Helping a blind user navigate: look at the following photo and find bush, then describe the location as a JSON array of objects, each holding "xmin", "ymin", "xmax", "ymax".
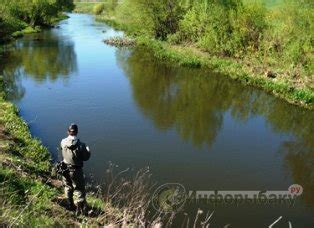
[
  {"xmin": 93, "ymin": 3, "xmax": 105, "ymax": 15},
  {"xmin": 116, "ymin": 0, "xmax": 184, "ymax": 39},
  {"xmin": 261, "ymin": 1, "xmax": 313, "ymax": 71},
  {"xmin": 230, "ymin": 3, "xmax": 267, "ymax": 55},
  {"xmin": 115, "ymin": 0, "xmax": 150, "ymax": 35},
  {"xmin": 176, "ymin": 1, "xmax": 267, "ymax": 57}
]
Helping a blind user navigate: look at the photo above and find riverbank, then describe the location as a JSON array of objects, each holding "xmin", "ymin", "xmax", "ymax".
[
  {"xmin": 10, "ymin": 14, "xmax": 69, "ymax": 39},
  {"xmin": 0, "ymin": 76, "xmax": 151, "ymax": 226},
  {"xmin": 134, "ymin": 37, "xmax": 314, "ymax": 109},
  {"xmin": 0, "ymin": 76, "xmax": 107, "ymax": 225},
  {"xmin": 75, "ymin": 2, "xmax": 313, "ymax": 110},
  {"xmin": 0, "ymin": 78, "xmax": 159, "ymax": 226}
]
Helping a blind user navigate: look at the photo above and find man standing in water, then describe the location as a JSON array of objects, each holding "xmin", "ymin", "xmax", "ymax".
[{"xmin": 61, "ymin": 124, "xmax": 91, "ymax": 213}]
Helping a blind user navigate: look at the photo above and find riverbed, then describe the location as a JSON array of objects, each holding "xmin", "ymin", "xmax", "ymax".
[{"xmin": 1, "ymin": 14, "xmax": 313, "ymax": 227}]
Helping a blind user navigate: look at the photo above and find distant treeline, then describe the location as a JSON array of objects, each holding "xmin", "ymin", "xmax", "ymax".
[{"xmin": 0, "ymin": 0, "xmax": 74, "ymax": 43}]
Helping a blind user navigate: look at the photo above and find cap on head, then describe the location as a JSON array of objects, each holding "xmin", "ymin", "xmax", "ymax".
[{"xmin": 68, "ymin": 123, "xmax": 78, "ymax": 135}]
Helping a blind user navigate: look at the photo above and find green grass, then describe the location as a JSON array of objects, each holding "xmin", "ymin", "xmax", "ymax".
[
  {"xmin": 0, "ymin": 165, "xmax": 62, "ymax": 226},
  {"xmin": 10, "ymin": 13, "xmax": 68, "ymax": 39},
  {"xmin": 12, "ymin": 26, "xmax": 42, "ymax": 38}
]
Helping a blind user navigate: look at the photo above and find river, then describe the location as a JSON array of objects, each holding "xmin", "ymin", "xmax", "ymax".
[{"xmin": 1, "ymin": 14, "xmax": 313, "ymax": 227}]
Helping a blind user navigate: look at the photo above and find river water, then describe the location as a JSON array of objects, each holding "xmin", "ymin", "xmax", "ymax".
[{"xmin": 1, "ymin": 14, "xmax": 313, "ymax": 227}]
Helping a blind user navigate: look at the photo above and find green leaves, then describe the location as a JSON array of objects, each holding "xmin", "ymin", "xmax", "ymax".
[
  {"xmin": 116, "ymin": 0, "xmax": 184, "ymax": 40},
  {"xmin": 0, "ymin": 0, "xmax": 74, "ymax": 43}
]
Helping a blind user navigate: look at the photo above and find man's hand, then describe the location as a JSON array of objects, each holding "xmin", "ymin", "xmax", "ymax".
[{"xmin": 86, "ymin": 146, "xmax": 90, "ymax": 152}]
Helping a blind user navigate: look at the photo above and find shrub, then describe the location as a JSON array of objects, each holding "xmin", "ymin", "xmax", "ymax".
[
  {"xmin": 261, "ymin": 1, "xmax": 313, "ymax": 72},
  {"xmin": 116, "ymin": 0, "xmax": 184, "ymax": 39},
  {"xmin": 229, "ymin": 3, "xmax": 267, "ymax": 56},
  {"xmin": 115, "ymin": 0, "xmax": 151, "ymax": 35},
  {"xmin": 177, "ymin": 3, "xmax": 209, "ymax": 43},
  {"xmin": 176, "ymin": 1, "xmax": 267, "ymax": 57},
  {"xmin": 93, "ymin": 3, "xmax": 105, "ymax": 15}
]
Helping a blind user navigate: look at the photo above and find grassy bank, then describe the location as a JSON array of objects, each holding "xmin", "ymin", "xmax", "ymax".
[
  {"xmin": 75, "ymin": 1, "xmax": 313, "ymax": 109},
  {"xmin": 10, "ymin": 14, "xmax": 70, "ymax": 39}
]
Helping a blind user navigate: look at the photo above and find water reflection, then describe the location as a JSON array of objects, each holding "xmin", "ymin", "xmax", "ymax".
[
  {"xmin": 256, "ymin": 96, "xmax": 314, "ymax": 208},
  {"xmin": 0, "ymin": 32, "xmax": 77, "ymax": 100},
  {"xmin": 117, "ymin": 47, "xmax": 263, "ymax": 147},
  {"xmin": 280, "ymin": 140, "xmax": 314, "ymax": 208},
  {"xmin": 117, "ymin": 47, "xmax": 314, "ymax": 206}
]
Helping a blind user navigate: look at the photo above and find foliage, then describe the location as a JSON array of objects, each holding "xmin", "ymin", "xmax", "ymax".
[
  {"xmin": 116, "ymin": 0, "xmax": 184, "ymax": 39},
  {"xmin": 175, "ymin": 1, "xmax": 267, "ymax": 57},
  {"xmin": 93, "ymin": 3, "xmax": 105, "ymax": 15},
  {"xmin": 0, "ymin": 0, "xmax": 74, "ymax": 43},
  {"xmin": 114, "ymin": 0, "xmax": 313, "ymax": 71},
  {"xmin": 75, "ymin": 1, "xmax": 118, "ymax": 14},
  {"xmin": 261, "ymin": 1, "xmax": 313, "ymax": 71},
  {"xmin": 73, "ymin": 2, "xmax": 96, "ymax": 13}
]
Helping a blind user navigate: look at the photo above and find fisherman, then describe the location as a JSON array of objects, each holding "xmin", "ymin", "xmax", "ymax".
[{"xmin": 61, "ymin": 124, "xmax": 91, "ymax": 213}]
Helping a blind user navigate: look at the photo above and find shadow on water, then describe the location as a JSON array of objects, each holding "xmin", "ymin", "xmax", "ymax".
[{"xmin": 116, "ymin": 47, "xmax": 314, "ymax": 208}]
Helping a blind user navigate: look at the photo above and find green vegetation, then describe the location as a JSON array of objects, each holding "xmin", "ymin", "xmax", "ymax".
[
  {"xmin": 74, "ymin": 1, "xmax": 118, "ymax": 14},
  {"xmin": 0, "ymin": 0, "xmax": 74, "ymax": 43},
  {"xmin": 0, "ymin": 76, "xmax": 61, "ymax": 225},
  {"xmin": 93, "ymin": 3, "xmax": 105, "ymax": 15},
  {"xmin": 73, "ymin": 2, "xmax": 96, "ymax": 13},
  {"xmin": 75, "ymin": 0, "xmax": 313, "ymax": 108}
]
